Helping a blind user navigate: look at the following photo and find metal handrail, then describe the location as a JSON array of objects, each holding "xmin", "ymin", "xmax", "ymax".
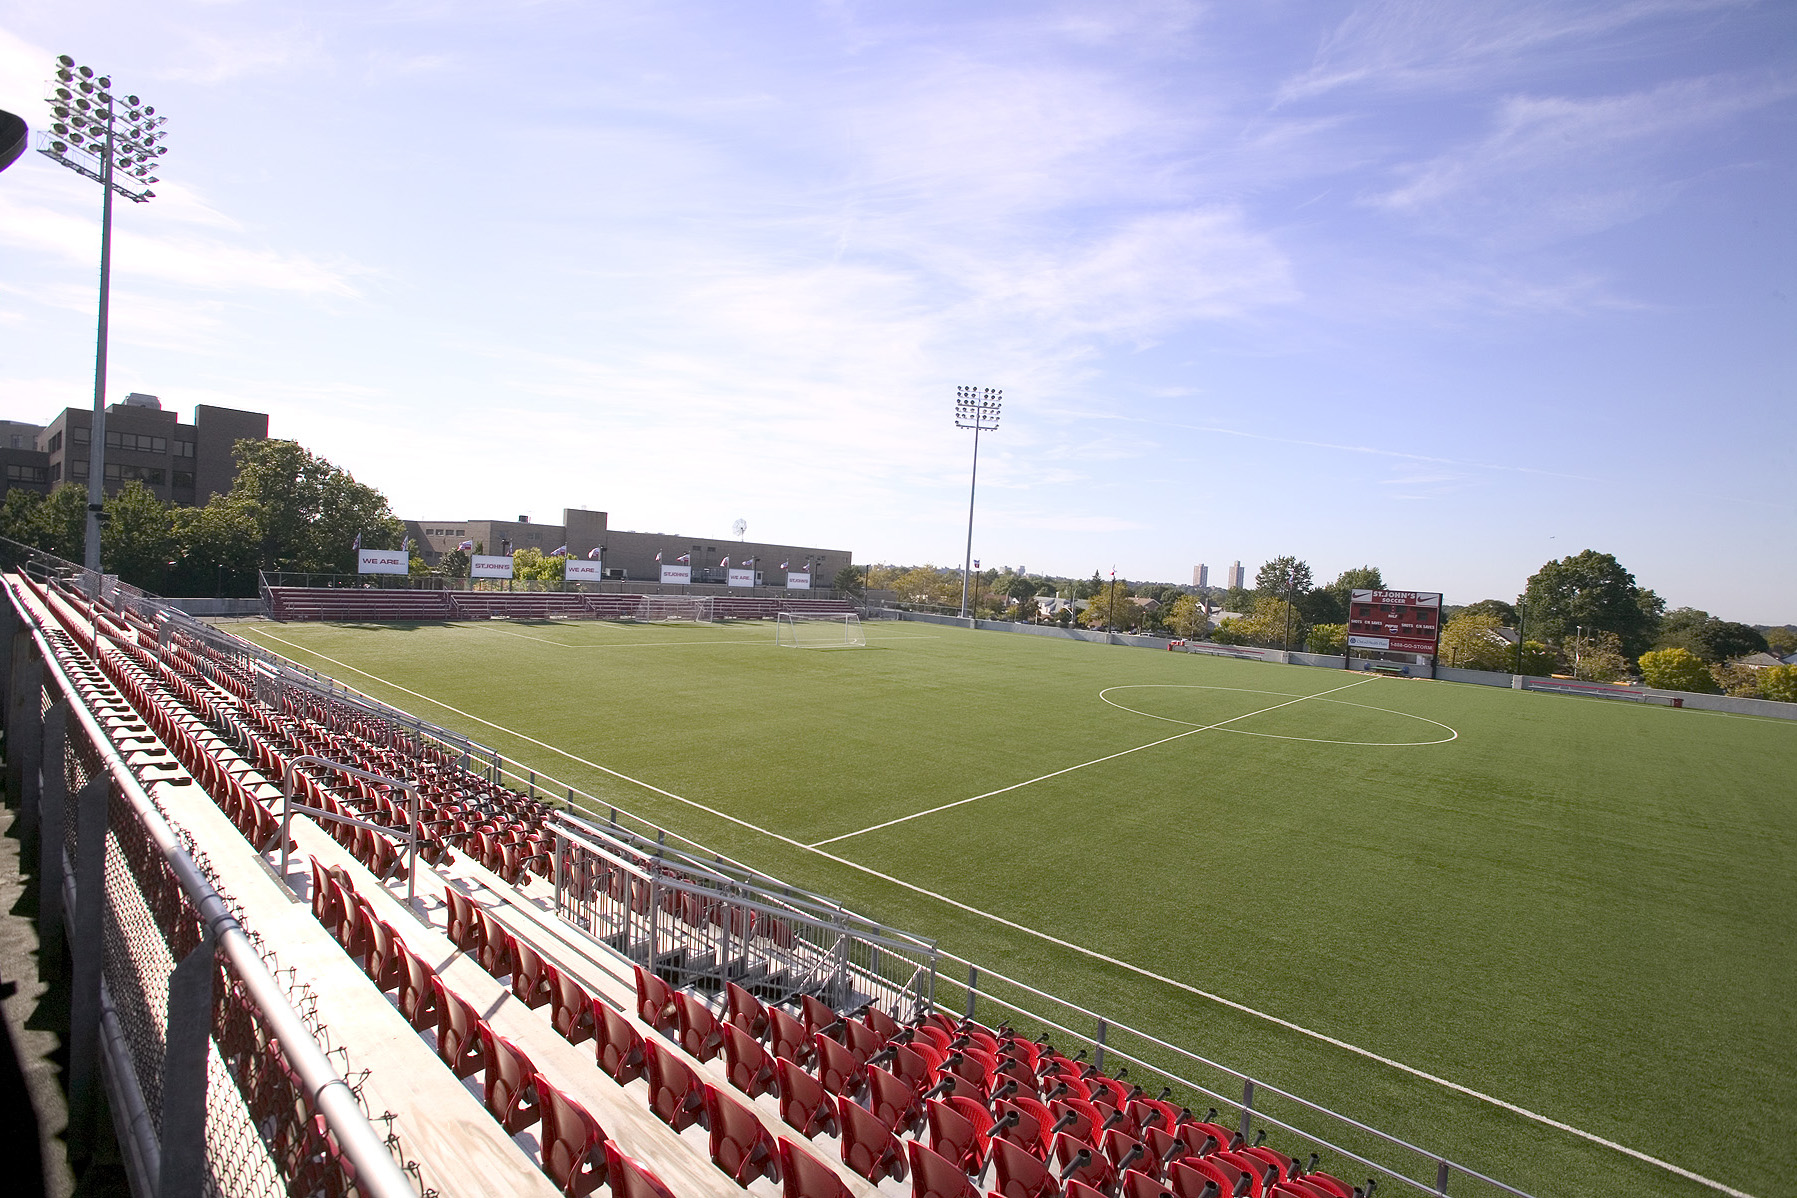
[
  {"xmin": 281, "ymin": 755, "xmax": 422, "ymax": 902},
  {"xmin": 24, "ymin": 615, "xmax": 417, "ymax": 1198}
]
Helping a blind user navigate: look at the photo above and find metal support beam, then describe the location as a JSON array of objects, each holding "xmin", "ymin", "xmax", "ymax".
[
  {"xmin": 1094, "ymin": 1018, "xmax": 1107, "ymax": 1073},
  {"xmin": 965, "ymin": 964, "xmax": 979, "ymax": 1020},
  {"xmin": 159, "ymin": 933, "xmax": 217, "ymax": 1198},
  {"xmin": 1240, "ymin": 1079, "xmax": 1256, "ymax": 1140}
]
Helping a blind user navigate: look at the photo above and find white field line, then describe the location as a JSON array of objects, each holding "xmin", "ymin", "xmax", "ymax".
[
  {"xmin": 1097, "ymin": 684, "xmax": 1460, "ymax": 748},
  {"xmin": 809, "ymin": 675, "xmax": 1378, "ymax": 846},
  {"xmin": 239, "ymin": 626, "xmax": 1760, "ymax": 1198}
]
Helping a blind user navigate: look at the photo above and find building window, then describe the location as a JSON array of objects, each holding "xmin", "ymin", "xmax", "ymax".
[
  {"xmin": 9, "ymin": 436, "xmax": 21, "ymax": 449},
  {"xmin": 105, "ymin": 431, "xmax": 169, "ymax": 453},
  {"xmin": 49, "ymin": 464, "xmax": 61, "ymax": 482},
  {"xmin": 173, "ymin": 440, "xmax": 195, "ymax": 458},
  {"xmin": 71, "ymin": 461, "xmax": 88, "ymax": 481},
  {"xmin": 47, "ymin": 432, "xmax": 63, "ymax": 453},
  {"xmin": 173, "ymin": 470, "xmax": 195, "ymax": 489},
  {"xmin": 72, "ymin": 426, "xmax": 89, "ymax": 444},
  {"xmin": 6, "ymin": 464, "xmax": 48, "ymax": 483},
  {"xmin": 103, "ymin": 463, "xmax": 166, "ymax": 485}
]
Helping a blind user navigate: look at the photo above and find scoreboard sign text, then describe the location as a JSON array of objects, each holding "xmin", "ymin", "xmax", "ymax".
[{"xmin": 1347, "ymin": 589, "xmax": 1444, "ymax": 655}]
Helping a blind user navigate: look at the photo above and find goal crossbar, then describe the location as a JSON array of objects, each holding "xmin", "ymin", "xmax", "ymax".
[{"xmin": 636, "ymin": 595, "xmax": 714, "ymax": 623}]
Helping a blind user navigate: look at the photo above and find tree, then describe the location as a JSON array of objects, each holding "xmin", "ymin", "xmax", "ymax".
[
  {"xmin": 1520, "ymin": 550, "xmax": 1664, "ymax": 659},
  {"xmin": 1763, "ymin": 628, "xmax": 1796, "ymax": 657},
  {"xmin": 833, "ymin": 565, "xmax": 864, "ymax": 596},
  {"xmin": 437, "ymin": 547, "xmax": 471, "ymax": 579},
  {"xmin": 217, "ymin": 439, "xmax": 402, "ymax": 575},
  {"xmin": 26, "ymin": 484, "xmax": 89, "ymax": 563},
  {"xmin": 1654, "ymin": 608, "xmax": 1769, "ymax": 663},
  {"xmin": 1514, "ymin": 640, "xmax": 1556, "ymax": 675},
  {"xmin": 1460, "ymin": 598, "xmax": 1518, "ymax": 626},
  {"xmin": 1081, "ymin": 579, "xmax": 1134, "ymax": 630},
  {"xmin": 1255, "ymin": 556, "xmax": 1313, "ymax": 598},
  {"xmin": 1437, "ymin": 612, "xmax": 1513, "ymax": 671},
  {"xmin": 1322, "ymin": 566, "xmax": 1383, "ymax": 615},
  {"xmin": 1709, "ymin": 662, "xmax": 1762, "ymax": 698},
  {"xmin": 1638, "ymin": 647, "xmax": 1719, "ymax": 693},
  {"xmin": 1167, "ymin": 595, "xmax": 1211, "ymax": 640},
  {"xmin": 1760, "ymin": 665, "xmax": 1797, "ymax": 702},
  {"xmin": 1306, "ymin": 623, "xmax": 1346, "ymax": 654},
  {"xmin": 1074, "ymin": 571, "xmax": 1104, "ymax": 601},
  {"xmin": 168, "ymin": 501, "xmax": 260, "ymax": 596},
  {"xmin": 1567, "ymin": 629, "xmax": 1628, "ymax": 682},
  {"xmin": 101, "ymin": 481, "xmax": 175, "ymax": 591},
  {"xmin": 1214, "ymin": 597, "xmax": 1298, "ymax": 648},
  {"xmin": 0, "ymin": 487, "xmax": 44, "ymax": 545}
]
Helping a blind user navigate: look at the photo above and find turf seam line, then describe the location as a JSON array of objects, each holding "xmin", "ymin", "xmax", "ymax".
[
  {"xmin": 239, "ymin": 626, "xmax": 1762, "ymax": 1198},
  {"xmin": 809, "ymin": 675, "xmax": 1379, "ymax": 846}
]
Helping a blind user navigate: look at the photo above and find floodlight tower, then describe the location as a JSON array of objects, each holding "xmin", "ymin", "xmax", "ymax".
[
  {"xmin": 955, "ymin": 385, "xmax": 1002, "ymax": 619},
  {"xmin": 39, "ymin": 55, "xmax": 169, "ymax": 573}
]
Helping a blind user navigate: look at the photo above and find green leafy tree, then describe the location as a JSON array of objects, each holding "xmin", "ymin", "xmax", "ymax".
[
  {"xmin": 1074, "ymin": 570, "xmax": 1104, "ymax": 601},
  {"xmin": 219, "ymin": 439, "xmax": 402, "ymax": 575},
  {"xmin": 168, "ymin": 502, "xmax": 260, "ymax": 597},
  {"xmin": 833, "ymin": 565, "xmax": 864, "ymax": 595},
  {"xmin": 1081, "ymin": 579, "xmax": 1134, "ymax": 630},
  {"xmin": 1255, "ymin": 556, "xmax": 1313, "ymax": 599},
  {"xmin": 1694, "ymin": 621, "xmax": 1768, "ymax": 663},
  {"xmin": 1323, "ymin": 566, "xmax": 1383, "ymax": 615},
  {"xmin": 409, "ymin": 556, "xmax": 432, "ymax": 576},
  {"xmin": 1759, "ymin": 665, "xmax": 1797, "ymax": 702},
  {"xmin": 1438, "ymin": 612, "xmax": 1514, "ymax": 671},
  {"xmin": 25, "ymin": 484, "xmax": 90, "ymax": 562},
  {"xmin": 437, "ymin": 547, "xmax": 470, "ymax": 579},
  {"xmin": 1214, "ymin": 596, "xmax": 1299, "ymax": 648},
  {"xmin": 1520, "ymin": 550, "xmax": 1665, "ymax": 659},
  {"xmin": 1638, "ymin": 647, "xmax": 1719, "ymax": 694},
  {"xmin": 1306, "ymin": 623, "xmax": 1346, "ymax": 654},
  {"xmin": 1168, "ymin": 595, "xmax": 1211, "ymax": 639},
  {"xmin": 511, "ymin": 546, "xmax": 565, "ymax": 583},
  {"xmin": 1514, "ymin": 640, "xmax": 1556, "ymax": 675},
  {"xmin": 1567, "ymin": 629, "xmax": 1629, "ymax": 682},
  {"xmin": 1220, "ymin": 585, "xmax": 1254, "ymax": 614},
  {"xmin": 1762, "ymin": 628, "xmax": 1795, "ymax": 657},
  {"xmin": 0, "ymin": 487, "xmax": 44, "ymax": 545},
  {"xmin": 1709, "ymin": 662, "xmax": 1762, "ymax": 698},
  {"xmin": 101, "ymin": 481, "xmax": 175, "ymax": 591},
  {"xmin": 1460, "ymin": 598, "xmax": 1518, "ymax": 625}
]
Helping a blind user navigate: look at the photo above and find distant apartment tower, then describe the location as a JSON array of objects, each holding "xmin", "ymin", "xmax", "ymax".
[
  {"xmin": 1227, "ymin": 561, "xmax": 1245, "ymax": 589},
  {"xmin": 1192, "ymin": 563, "xmax": 1209, "ymax": 588}
]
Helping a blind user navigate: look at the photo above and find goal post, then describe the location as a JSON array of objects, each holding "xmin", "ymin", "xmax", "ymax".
[
  {"xmin": 775, "ymin": 611, "xmax": 865, "ymax": 648},
  {"xmin": 635, "ymin": 595, "xmax": 714, "ymax": 623}
]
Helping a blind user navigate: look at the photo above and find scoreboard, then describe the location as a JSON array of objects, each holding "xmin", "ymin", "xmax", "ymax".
[{"xmin": 1347, "ymin": 589, "xmax": 1444, "ymax": 656}]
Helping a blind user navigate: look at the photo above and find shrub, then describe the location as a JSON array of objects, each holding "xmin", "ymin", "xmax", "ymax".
[
  {"xmin": 1758, "ymin": 664, "xmax": 1797, "ymax": 703},
  {"xmin": 1638, "ymin": 647, "xmax": 1720, "ymax": 694}
]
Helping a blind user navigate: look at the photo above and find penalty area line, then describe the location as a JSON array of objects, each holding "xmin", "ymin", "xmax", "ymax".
[
  {"xmin": 808, "ymin": 674, "xmax": 1377, "ymax": 847},
  {"xmin": 237, "ymin": 626, "xmax": 1758, "ymax": 1198}
]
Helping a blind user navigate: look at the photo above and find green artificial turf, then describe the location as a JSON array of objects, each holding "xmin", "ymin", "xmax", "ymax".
[{"xmin": 235, "ymin": 616, "xmax": 1796, "ymax": 1198}]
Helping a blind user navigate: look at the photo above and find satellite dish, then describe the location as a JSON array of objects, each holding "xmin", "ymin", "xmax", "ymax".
[{"xmin": 732, "ymin": 518, "xmax": 747, "ymax": 541}]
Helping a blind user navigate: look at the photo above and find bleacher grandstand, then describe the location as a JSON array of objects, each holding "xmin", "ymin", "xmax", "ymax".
[
  {"xmin": 265, "ymin": 586, "xmax": 858, "ymax": 624},
  {"xmin": 2, "ymin": 546, "xmax": 1533, "ymax": 1198}
]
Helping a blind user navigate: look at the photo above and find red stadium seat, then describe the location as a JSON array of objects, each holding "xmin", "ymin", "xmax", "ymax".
[
  {"xmin": 1053, "ymin": 1133, "xmax": 1117, "ymax": 1195},
  {"xmin": 926, "ymin": 1097, "xmax": 990, "ymax": 1176},
  {"xmin": 674, "ymin": 990, "xmax": 726, "ymax": 1062},
  {"xmin": 633, "ymin": 965, "xmax": 678, "ymax": 1032},
  {"xmin": 1104, "ymin": 1129, "xmax": 1155, "ymax": 1180},
  {"xmin": 778, "ymin": 1136, "xmax": 854, "ymax": 1198},
  {"xmin": 865, "ymin": 1005, "xmax": 901, "ymax": 1043},
  {"xmin": 444, "ymin": 888, "xmax": 480, "ymax": 953},
  {"xmin": 603, "ymin": 1142, "xmax": 680, "ymax": 1198},
  {"xmin": 594, "ymin": 1000, "xmax": 646, "ymax": 1086},
  {"xmin": 510, "ymin": 938, "xmax": 553, "ymax": 1009},
  {"xmin": 534, "ymin": 1072, "xmax": 607, "ymax": 1197},
  {"xmin": 703, "ymin": 1083, "xmax": 781, "ymax": 1187},
  {"xmin": 429, "ymin": 977, "xmax": 484, "ymax": 1078},
  {"xmin": 548, "ymin": 968, "xmax": 596, "ymax": 1044},
  {"xmin": 397, "ymin": 948, "xmax": 439, "ymax": 1032},
  {"xmin": 643, "ymin": 1036, "xmax": 705, "ymax": 1132},
  {"xmin": 769, "ymin": 1007, "xmax": 814, "ymax": 1067},
  {"xmin": 726, "ymin": 981, "xmax": 770, "ymax": 1039},
  {"xmin": 867, "ymin": 1063, "xmax": 925, "ymax": 1136},
  {"xmin": 906, "ymin": 1139, "xmax": 980, "ymax": 1198},
  {"xmin": 991, "ymin": 1097, "xmax": 1049, "ymax": 1159},
  {"xmin": 478, "ymin": 1023, "xmax": 542, "ymax": 1133},
  {"xmin": 774, "ymin": 1056, "xmax": 838, "ymax": 1138},
  {"xmin": 842, "ymin": 1018, "xmax": 884, "ymax": 1065},
  {"xmin": 838, "ymin": 1094, "xmax": 906, "ymax": 1184},
  {"xmin": 473, "ymin": 906, "xmax": 513, "ymax": 978},
  {"xmin": 799, "ymin": 994, "xmax": 837, "ymax": 1037},
  {"xmin": 989, "ymin": 1135, "xmax": 1057, "ymax": 1198},
  {"xmin": 723, "ymin": 1022, "xmax": 778, "ymax": 1098},
  {"xmin": 814, "ymin": 1032, "xmax": 866, "ymax": 1099},
  {"xmin": 363, "ymin": 918, "xmax": 402, "ymax": 993}
]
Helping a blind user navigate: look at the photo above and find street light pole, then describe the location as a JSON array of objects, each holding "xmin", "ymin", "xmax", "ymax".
[
  {"xmin": 39, "ymin": 55, "xmax": 168, "ymax": 574},
  {"xmin": 955, "ymin": 386, "xmax": 1001, "ymax": 620},
  {"xmin": 1107, "ymin": 568, "xmax": 1119, "ymax": 637}
]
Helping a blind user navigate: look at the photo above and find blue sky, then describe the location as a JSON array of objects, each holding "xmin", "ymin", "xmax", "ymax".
[{"xmin": 2, "ymin": 2, "xmax": 1792, "ymax": 621}]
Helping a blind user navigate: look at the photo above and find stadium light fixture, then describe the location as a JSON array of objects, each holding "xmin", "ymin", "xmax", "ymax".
[
  {"xmin": 954, "ymin": 385, "xmax": 1001, "ymax": 620},
  {"xmin": 39, "ymin": 55, "xmax": 169, "ymax": 573}
]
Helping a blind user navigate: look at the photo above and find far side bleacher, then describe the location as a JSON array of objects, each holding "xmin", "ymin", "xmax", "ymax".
[{"xmin": 265, "ymin": 586, "xmax": 857, "ymax": 624}]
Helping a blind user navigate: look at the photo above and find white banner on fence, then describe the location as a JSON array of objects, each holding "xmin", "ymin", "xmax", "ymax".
[
  {"xmin": 785, "ymin": 572, "xmax": 810, "ymax": 590},
  {"xmin": 660, "ymin": 564, "xmax": 692, "ymax": 585},
  {"xmin": 358, "ymin": 549, "xmax": 409, "ymax": 575},
  {"xmin": 727, "ymin": 568, "xmax": 755, "ymax": 588},
  {"xmin": 471, "ymin": 554, "xmax": 514, "ymax": 579},
  {"xmin": 564, "ymin": 558, "xmax": 603, "ymax": 581}
]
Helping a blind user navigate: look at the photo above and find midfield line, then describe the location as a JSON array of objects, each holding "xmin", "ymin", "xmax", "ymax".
[{"xmin": 806, "ymin": 674, "xmax": 1376, "ymax": 847}]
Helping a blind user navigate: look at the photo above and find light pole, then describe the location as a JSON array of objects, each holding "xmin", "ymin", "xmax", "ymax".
[
  {"xmin": 1107, "ymin": 568, "xmax": 1120, "ymax": 636},
  {"xmin": 955, "ymin": 386, "xmax": 1001, "ymax": 619},
  {"xmin": 39, "ymin": 55, "xmax": 168, "ymax": 573}
]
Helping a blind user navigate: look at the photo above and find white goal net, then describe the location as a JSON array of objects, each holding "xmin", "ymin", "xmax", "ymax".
[
  {"xmin": 635, "ymin": 595, "xmax": 714, "ymax": 623},
  {"xmin": 775, "ymin": 611, "xmax": 865, "ymax": 648}
]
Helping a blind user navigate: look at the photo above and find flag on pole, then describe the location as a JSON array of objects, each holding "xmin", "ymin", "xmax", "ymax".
[
  {"xmin": 720, "ymin": 556, "xmax": 730, "ymax": 568},
  {"xmin": 352, "ymin": 533, "xmax": 362, "ymax": 550},
  {"xmin": 779, "ymin": 560, "xmax": 789, "ymax": 570},
  {"xmin": 587, "ymin": 547, "xmax": 602, "ymax": 559},
  {"xmin": 401, "ymin": 537, "xmax": 411, "ymax": 554},
  {"xmin": 458, "ymin": 539, "xmax": 473, "ymax": 551},
  {"xmin": 676, "ymin": 553, "xmax": 691, "ymax": 564},
  {"xmin": 655, "ymin": 551, "xmax": 662, "ymax": 562},
  {"xmin": 551, "ymin": 545, "xmax": 567, "ymax": 556},
  {"xmin": 974, "ymin": 559, "xmax": 981, "ymax": 569}
]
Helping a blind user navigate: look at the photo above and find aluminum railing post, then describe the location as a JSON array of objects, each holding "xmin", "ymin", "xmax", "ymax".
[
  {"xmin": 965, "ymin": 964, "xmax": 979, "ymax": 1020},
  {"xmin": 37, "ymin": 698, "xmax": 68, "ymax": 972},
  {"xmin": 68, "ymin": 774, "xmax": 109, "ymax": 1154},
  {"xmin": 1436, "ymin": 1161, "xmax": 1450, "ymax": 1193},
  {"xmin": 158, "ymin": 932, "xmax": 216, "ymax": 1198},
  {"xmin": 1239, "ymin": 1079, "xmax": 1255, "ymax": 1141},
  {"xmin": 1094, "ymin": 1019, "xmax": 1107, "ymax": 1072}
]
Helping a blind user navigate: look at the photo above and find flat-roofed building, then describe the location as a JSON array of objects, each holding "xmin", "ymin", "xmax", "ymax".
[{"xmin": 6, "ymin": 395, "xmax": 270, "ymax": 506}]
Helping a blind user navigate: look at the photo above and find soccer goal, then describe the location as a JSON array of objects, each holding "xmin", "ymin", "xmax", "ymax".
[
  {"xmin": 635, "ymin": 595, "xmax": 714, "ymax": 623},
  {"xmin": 775, "ymin": 611, "xmax": 866, "ymax": 648}
]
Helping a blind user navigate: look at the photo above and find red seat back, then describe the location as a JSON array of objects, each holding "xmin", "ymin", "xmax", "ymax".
[
  {"xmin": 814, "ymin": 1032, "xmax": 865, "ymax": 1097},
  {"xmin": 990, "ymin": 1136, "xmax": 1057, "ymax": 1198},
  {"xmin": 477, "ymin": 1023, "xmax": 541, "ymax": 1133},
  {"xmin": 925, "ymin": 1098, "xmax": 985, "ymax": 1175},
  {"xmin": 866, "ymin": 1063, "xmax": 923, "ymax": 1135},
  {"xmin": 429, "ymin": 977, "xmax": 483, "ymax": 1078},
  {"xmin": 723, "ymin": 1022, "xmax": 777, "ymax": 1098},
  {"xmin": 777, "ymin": 1137, "xmax": 853, "ymax": 1198},
  {"xmin": 726, "ymin": 981, "xmax": 769, "ymax": 1038},
  {"xmin": 774, "ymin": 1056, "xmax": 836, "ymax": 1137},
  {"xmin": 594, "ymin": 1001, "xmax": 646, "ymax": 1085},
  {"xmin": 548, "ymin": 968, "xmax": 595, "ymax": 1044},
  {"xmin": 632, "ymin": 964, "xmax": 677, "ymax": 1031},
  {"xmin": 603, "ymin": 1142, "xmax": 679, "ymax": 1198},
  {"xmin": 838, "ymin": 1094, "xmax": 906, "ymax": 1183},
  {"xmin": 702, "ymin": 1083, "xmax": 780, "ymax": 1186},
  {"xmin": 905, "ymin": 1139, "xmax": 978, "ymax": 1198},
  {"xmin": 1053, "ymin": 1132, "xmax": 1118, "ymax": 1195},
  {"xmin": 397, "ymin": 948, "xmax": 438, "ymax": 1031},
  {"xmin": 674, "ymin": 990, "xmax": 724, "ymax": 1062},
  {"xmin": 510, "ymin": 938, "xmax": 552, "ymax": 1009},
  {"xmin": 768, "ymin": 1006, "xmax": 812, "ymax": 1066},
  {"xmin": 643, "ymin": 1036, "xmax": 704, "ymax": 1132},
  {"xmin": 535, "ymin": 1072, "xmax": 607, "ymax": 1197}
]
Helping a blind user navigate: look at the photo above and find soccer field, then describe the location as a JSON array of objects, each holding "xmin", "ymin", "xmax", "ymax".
[{"xmin": 234, "ymin": 615, "xmax": 1795, "ymax": 1198}]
